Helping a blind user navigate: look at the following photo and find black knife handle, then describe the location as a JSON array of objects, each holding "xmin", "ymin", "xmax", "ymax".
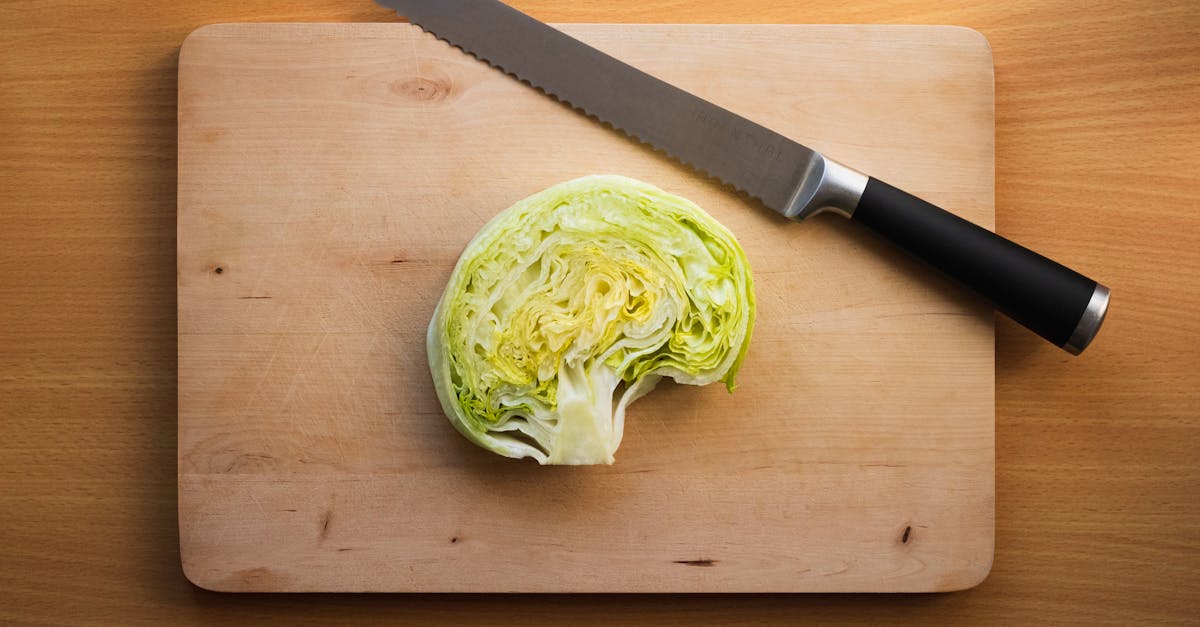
[{"xmin": 851, "ymin": 177, "xmax": 1109, "ymax": 353}]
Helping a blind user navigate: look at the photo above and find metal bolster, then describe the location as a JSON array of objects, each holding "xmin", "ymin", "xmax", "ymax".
[{"xmin": 784, "ymin": 156, "xmax": 869, "ymax": 221}]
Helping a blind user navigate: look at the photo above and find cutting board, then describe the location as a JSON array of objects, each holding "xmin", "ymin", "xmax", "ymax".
[{"xmin": 178, "ymin": 22, "xmax": 994, "ymax": 593}]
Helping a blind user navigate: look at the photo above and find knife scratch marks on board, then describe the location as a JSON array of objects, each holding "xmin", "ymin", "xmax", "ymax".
[
  {"xmin": 352, "ymin": 235, "xmax": 391, "ymax": 327},
  {"xmin": 279, "ymin": 332, "xmax": 331, "ymax": 416},
  {"xmin": 333, "ymin": 428, "xmax": 350, "ymax": 467},
  {"xmin": 240, "ymin": 333, "xmax": 288, "ymax": 417},
  {"xmin": 182, "ymin": 508, "xmax": 216, "ymax": 546},
  {"xmin": 248, "ymin": 492, "xmax": 267, "ymax": 516},
  {"xmin": 626, "ymin": 402, "xmax": 644, "ymax": 443},
  {"xmin": 240, "ymin": 205, "xmax": 294, "ymax": 323},
  {"xmin": 397, "ymin": 33, "xmax": 427, "ymax": 130},
  {"xmin": 311, "ymin": 244, "xmax": 335, "ymax": 334},
  {"xmin": 344, "ymin": 333, "xmax": 381, "ymax": 409}
]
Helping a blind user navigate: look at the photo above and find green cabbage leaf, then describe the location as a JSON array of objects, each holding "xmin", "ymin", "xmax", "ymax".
[{"xmin": 427, "ymin": 175, "xmax": 755, "ymax": 464}]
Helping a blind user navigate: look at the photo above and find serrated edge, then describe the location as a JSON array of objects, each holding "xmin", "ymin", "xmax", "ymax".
[{"xmin": 397, "ymin": 18, "xmax": 774, "ymax": 208}]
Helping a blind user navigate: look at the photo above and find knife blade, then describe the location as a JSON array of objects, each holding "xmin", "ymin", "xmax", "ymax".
[{"xmin": 378, "ymin": 0, "xmax": 1110, "ymax": 355}]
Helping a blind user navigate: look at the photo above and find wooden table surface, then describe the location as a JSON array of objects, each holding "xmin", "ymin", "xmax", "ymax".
[{"xmin": 1, "ymin": 0, "xmax": 1197, "ymax": 623}]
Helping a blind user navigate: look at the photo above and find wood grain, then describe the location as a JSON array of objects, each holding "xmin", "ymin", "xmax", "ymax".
[
  {"xmin": 176, "ymin": 22, "xmax": 994, "ymax": 593},
  {"xmin": 1, "ymin": 0, "xmax": 1198, "ymax": 622}
]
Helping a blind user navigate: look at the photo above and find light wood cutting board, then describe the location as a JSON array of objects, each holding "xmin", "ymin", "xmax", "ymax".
[{"xmin": 178, "ymin": 22, "xmax": 994, "ymax": 592}]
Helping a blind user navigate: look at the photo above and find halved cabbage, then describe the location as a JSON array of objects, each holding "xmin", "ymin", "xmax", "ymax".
[{"xmin": 427, "ymin": 175, "xmax": 755, "ymax": 464}]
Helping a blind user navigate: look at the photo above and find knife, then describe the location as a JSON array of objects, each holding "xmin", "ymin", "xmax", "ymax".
[{"xmin": 378, "ymin": 0, "xmax": 1110, "ymax": 355}]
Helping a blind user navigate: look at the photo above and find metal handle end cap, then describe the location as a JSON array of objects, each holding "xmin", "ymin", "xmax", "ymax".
[{"xmin": 1063, "ymin": 283, "xmax": 1110, "ymax": 356}]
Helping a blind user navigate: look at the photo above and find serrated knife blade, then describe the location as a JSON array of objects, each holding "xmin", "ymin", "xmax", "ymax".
[{"xmin": 377, "ymin": 0, "xmax": 1110, "ymax": 355}]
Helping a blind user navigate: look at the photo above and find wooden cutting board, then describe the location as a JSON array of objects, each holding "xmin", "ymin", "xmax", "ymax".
[{"xmin": 178, "ymin": 22, "xmax": 994, "ymax": 593}]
